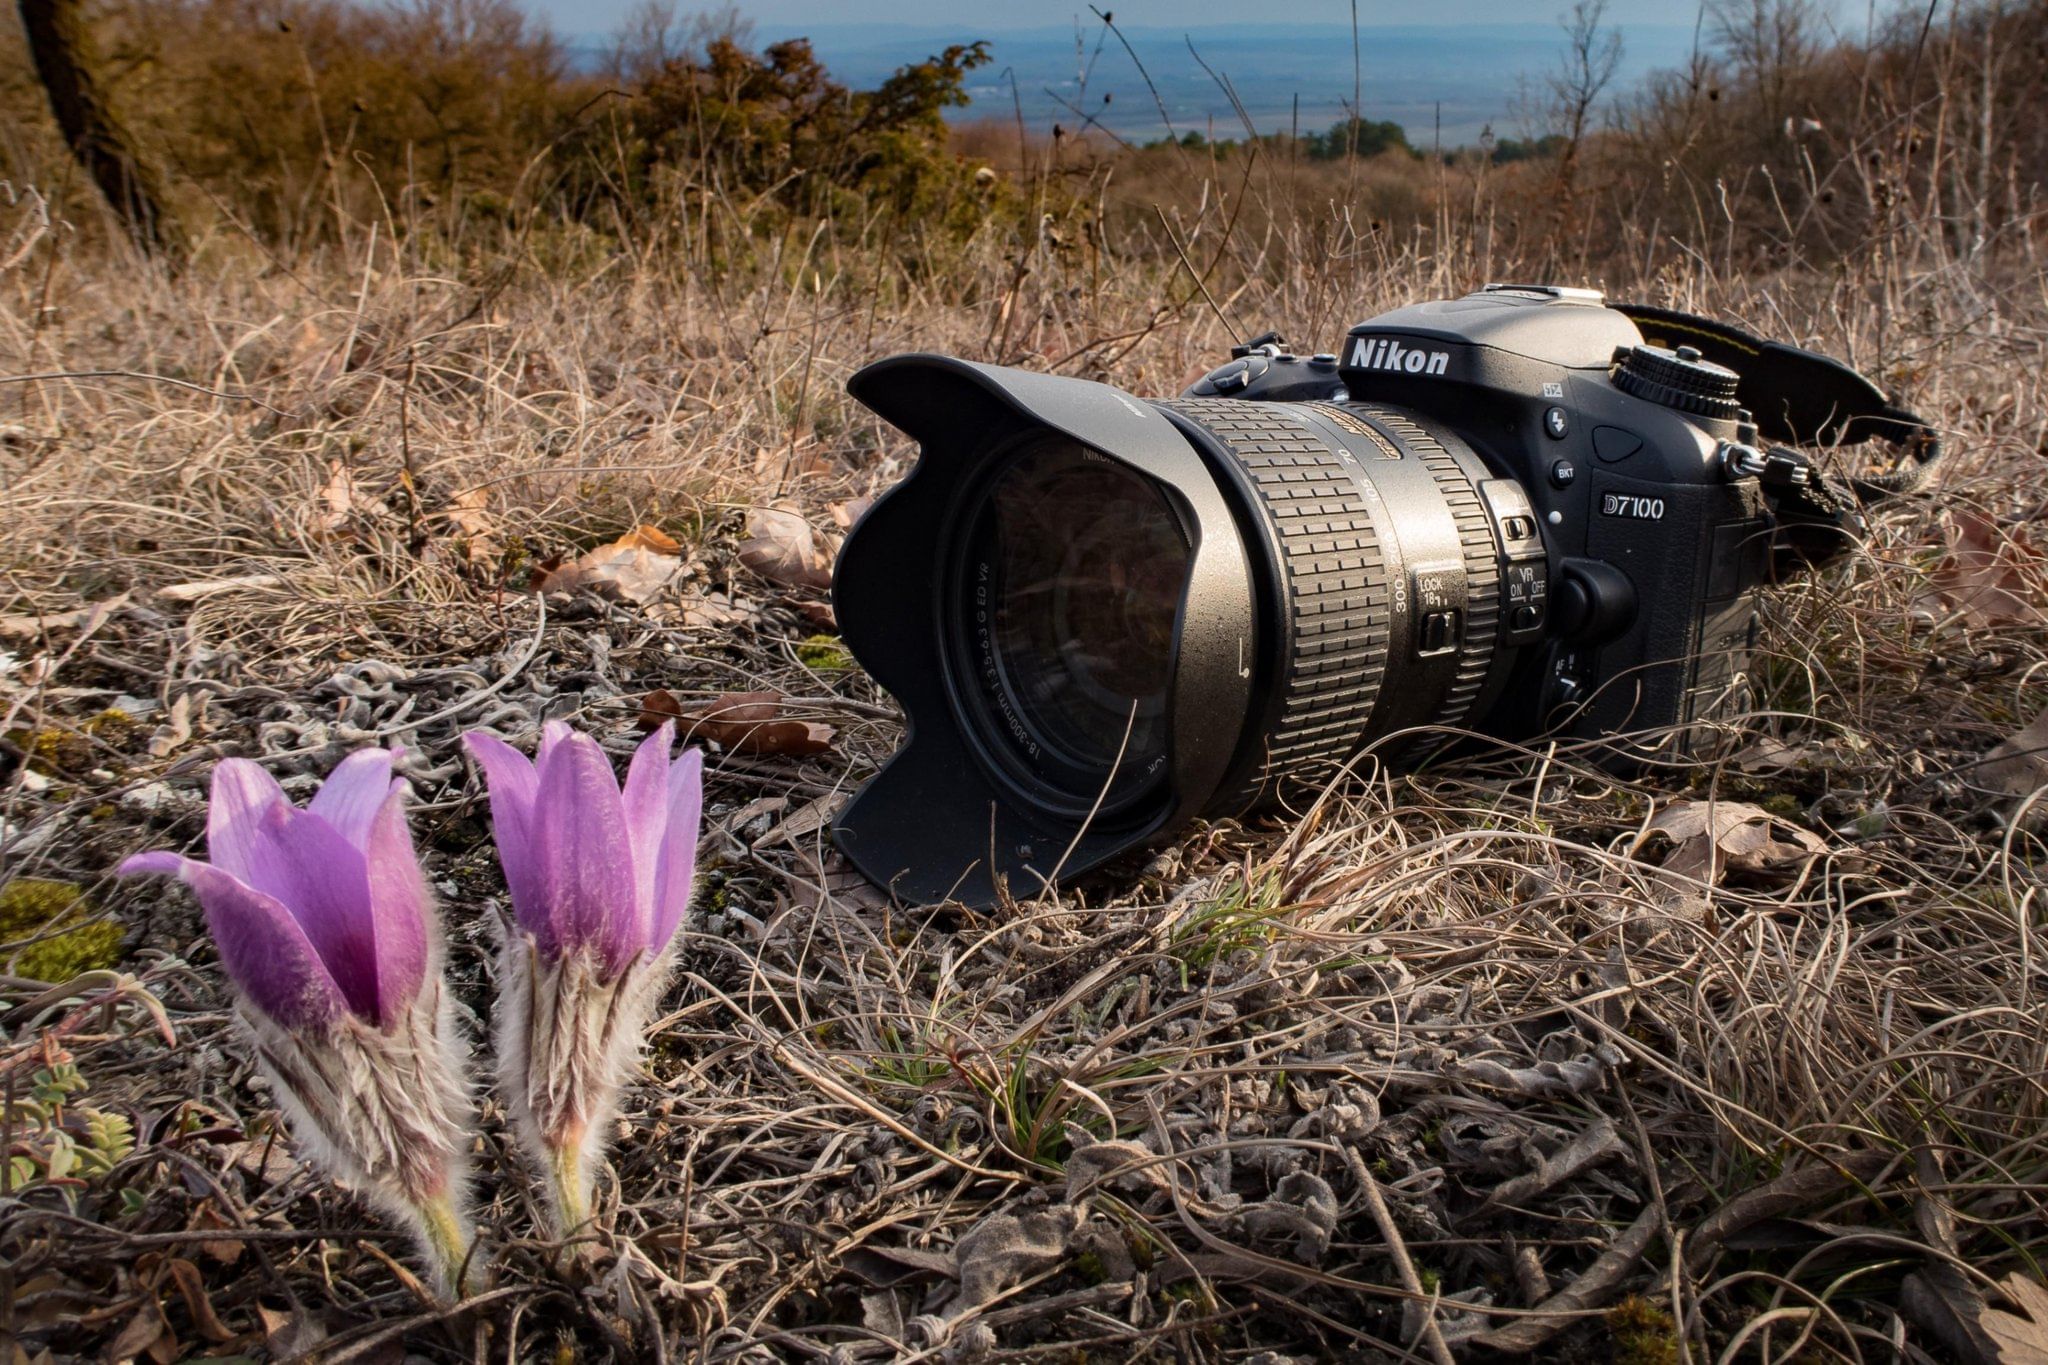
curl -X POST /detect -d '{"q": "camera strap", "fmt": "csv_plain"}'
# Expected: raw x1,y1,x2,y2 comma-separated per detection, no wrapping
1614,303,1943,504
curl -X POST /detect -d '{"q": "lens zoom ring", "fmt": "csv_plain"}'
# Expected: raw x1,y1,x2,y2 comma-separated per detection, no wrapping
1164,399,1389,797
1343,406,1502,737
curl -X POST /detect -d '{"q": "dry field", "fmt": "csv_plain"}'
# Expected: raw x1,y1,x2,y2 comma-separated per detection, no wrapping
1,179,2046,1363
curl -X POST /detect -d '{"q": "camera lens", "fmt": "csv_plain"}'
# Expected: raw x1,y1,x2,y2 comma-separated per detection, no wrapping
952,438,1193,809
832,354,1532,905
1155,399,1510,806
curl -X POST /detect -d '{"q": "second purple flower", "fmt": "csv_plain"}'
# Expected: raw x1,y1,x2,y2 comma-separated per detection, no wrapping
462,720,702,1234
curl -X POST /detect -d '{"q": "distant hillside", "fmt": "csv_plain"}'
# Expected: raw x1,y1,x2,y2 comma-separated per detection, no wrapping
568,20,1706,148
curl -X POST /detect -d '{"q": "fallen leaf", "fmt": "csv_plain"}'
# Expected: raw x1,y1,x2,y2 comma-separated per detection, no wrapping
0,592,129,639
1919,509,2047,628
256,1302,329,1358
738,505,835,591
1981,1273,2048,1363
315,459,357,533
536,524,683,604
795,599,838,632
1900,1263,2003,1365
1644,800,1828,886
721,795,789,838
636,688,686,731
679,592,757,628
105,1299,170,1363
829,494,875,530
440,486,501,565
787,847,893,913
616,523,682,555
680,690,835,756
159,1256,236,1343
759,791,847,847
147,692,197,759
185,1199,245,1265
1730,736,1821,774
158,573,286,602
1974,705,2048,802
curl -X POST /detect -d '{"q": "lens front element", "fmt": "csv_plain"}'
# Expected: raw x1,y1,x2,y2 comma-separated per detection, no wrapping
967,439,1193,806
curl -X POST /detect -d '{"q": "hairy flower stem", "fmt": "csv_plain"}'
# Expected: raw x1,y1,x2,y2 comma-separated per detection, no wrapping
549,1136,590,1236
415,1191,475,1297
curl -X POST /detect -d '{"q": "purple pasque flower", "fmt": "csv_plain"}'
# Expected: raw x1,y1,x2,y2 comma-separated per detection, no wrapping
120,749,476,1297
120,749,430,1031
462,719,701,979
462,719,702,1235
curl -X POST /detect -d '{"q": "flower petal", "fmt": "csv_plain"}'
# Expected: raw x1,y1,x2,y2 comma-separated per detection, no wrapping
119,854,345,1030
649,747,704,955
463,731,543,930
537,719,572,772
307,747,401,851
236,799,384,1022
533,727,638,973
620,722,674,942
206,758,290,884
360,783,432,1022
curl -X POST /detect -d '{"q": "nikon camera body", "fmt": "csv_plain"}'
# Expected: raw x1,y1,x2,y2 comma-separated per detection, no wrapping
1178,282,1777,778
829,283,1920,904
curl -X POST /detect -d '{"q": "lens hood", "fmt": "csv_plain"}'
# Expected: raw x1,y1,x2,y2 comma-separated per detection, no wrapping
833,356,1255,905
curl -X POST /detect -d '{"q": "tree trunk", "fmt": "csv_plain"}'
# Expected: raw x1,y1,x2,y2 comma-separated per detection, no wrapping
17,0,187,259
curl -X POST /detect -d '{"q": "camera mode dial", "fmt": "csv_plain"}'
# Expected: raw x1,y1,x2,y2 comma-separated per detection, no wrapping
1613,343,1741,420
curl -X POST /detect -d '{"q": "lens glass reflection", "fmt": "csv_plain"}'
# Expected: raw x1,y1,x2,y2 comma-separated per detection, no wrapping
976,440,1191,795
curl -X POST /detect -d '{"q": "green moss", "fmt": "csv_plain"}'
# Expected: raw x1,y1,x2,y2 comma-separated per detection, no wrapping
1759,792,1803,819
0,880,124,982
4,726,87,775
796,634,854,671
3,710,135,776
1606,1295,1681,1365
81,709,138,746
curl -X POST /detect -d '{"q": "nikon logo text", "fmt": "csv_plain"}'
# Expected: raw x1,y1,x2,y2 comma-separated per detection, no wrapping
1348,337,1451,376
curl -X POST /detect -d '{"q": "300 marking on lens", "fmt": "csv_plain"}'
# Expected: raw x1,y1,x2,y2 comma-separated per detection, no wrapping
1601,493,1666,520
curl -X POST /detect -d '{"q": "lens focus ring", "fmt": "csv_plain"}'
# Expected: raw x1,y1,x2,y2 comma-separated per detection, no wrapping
1338,404,1503,748
1163,399,1392,803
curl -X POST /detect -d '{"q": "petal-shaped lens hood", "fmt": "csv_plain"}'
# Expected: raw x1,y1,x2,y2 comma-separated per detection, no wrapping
833,355,1254,906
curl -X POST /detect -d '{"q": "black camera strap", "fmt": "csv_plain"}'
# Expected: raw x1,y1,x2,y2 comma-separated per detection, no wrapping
1614,303,1943,503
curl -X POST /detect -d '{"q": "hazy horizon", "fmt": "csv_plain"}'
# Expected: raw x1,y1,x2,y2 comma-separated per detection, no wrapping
528,2,1876,148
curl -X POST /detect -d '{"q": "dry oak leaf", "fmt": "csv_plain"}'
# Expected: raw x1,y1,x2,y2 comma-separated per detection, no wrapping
1975,705,2048,802
1981,1273,2048,1364
438,486,502,565
829,494,876,530
1919,508,2048,628
642,688,835,756
314,458,358,533
738,504,836,591
1644,799,1828,886
536,524,684,604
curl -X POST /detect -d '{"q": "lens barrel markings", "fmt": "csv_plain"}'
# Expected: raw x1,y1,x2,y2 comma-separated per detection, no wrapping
1340,405,1504,751
1164,399,1392,806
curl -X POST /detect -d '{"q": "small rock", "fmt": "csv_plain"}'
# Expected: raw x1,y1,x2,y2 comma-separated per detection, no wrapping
108,694,159,721
121,781,202,818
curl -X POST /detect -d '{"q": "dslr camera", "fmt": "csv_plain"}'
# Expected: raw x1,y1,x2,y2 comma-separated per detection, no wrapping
829,284,1936,905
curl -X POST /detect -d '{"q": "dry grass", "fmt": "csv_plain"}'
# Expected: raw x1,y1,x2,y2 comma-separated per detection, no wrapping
0,161,2045,1364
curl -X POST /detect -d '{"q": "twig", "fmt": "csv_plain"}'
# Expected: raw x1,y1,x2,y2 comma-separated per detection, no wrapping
1344,1147,1457,1365
1469,1204,1664,1354
0,370,296,417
